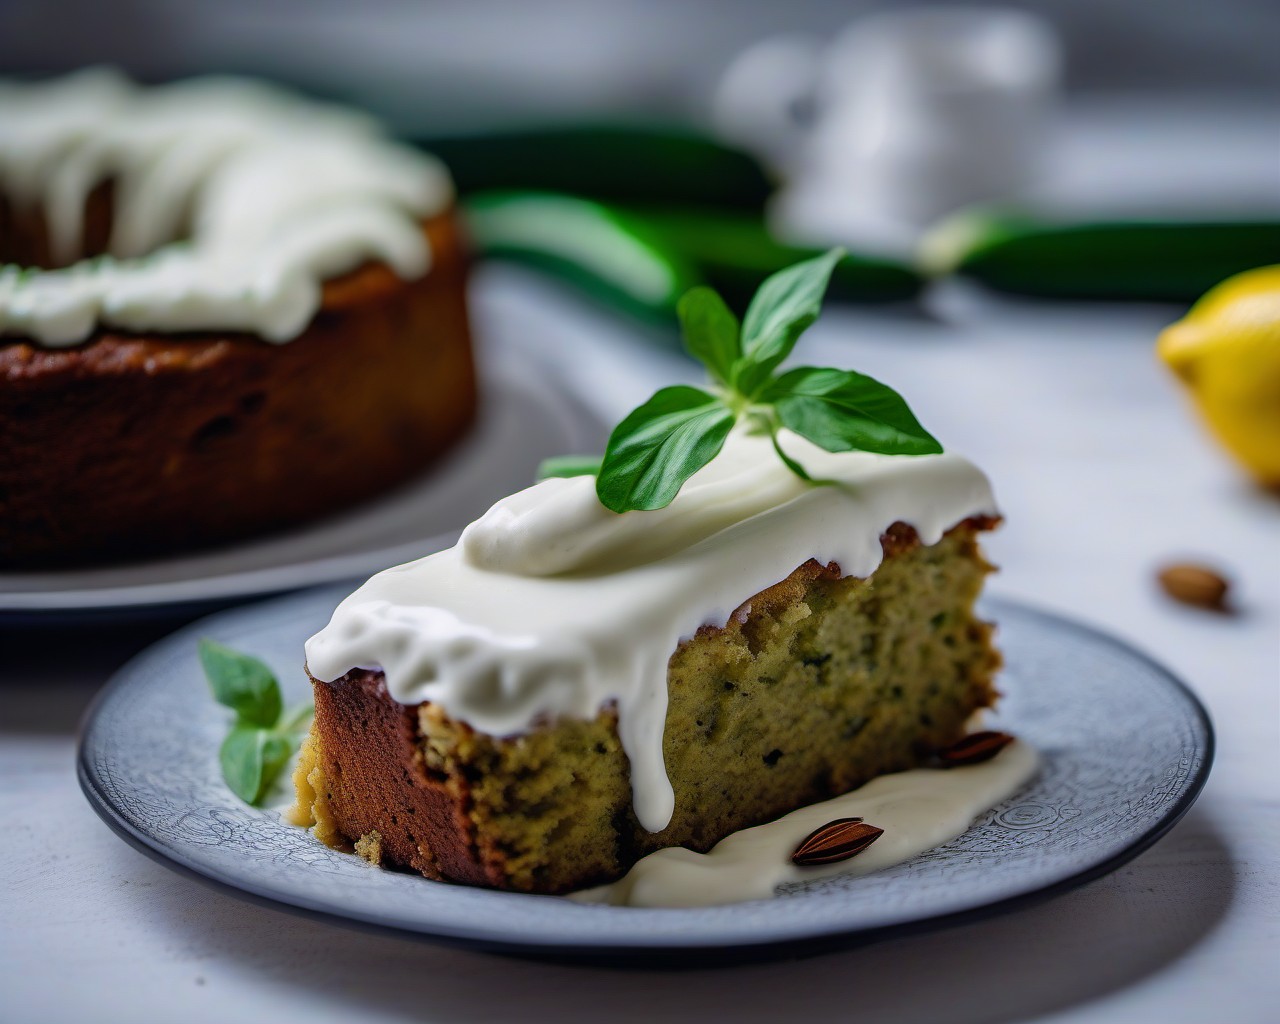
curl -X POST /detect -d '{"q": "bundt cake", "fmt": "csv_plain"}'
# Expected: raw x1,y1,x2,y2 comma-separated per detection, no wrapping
290,427,1003,895
0,69,475,566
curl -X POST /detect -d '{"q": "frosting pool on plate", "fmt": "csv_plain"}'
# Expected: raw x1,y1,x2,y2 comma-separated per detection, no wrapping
572,740,1038,907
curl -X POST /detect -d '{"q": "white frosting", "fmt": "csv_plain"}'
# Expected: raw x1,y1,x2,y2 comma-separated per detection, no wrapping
0,68,452,345
306,427,997,832
573,740,1038,907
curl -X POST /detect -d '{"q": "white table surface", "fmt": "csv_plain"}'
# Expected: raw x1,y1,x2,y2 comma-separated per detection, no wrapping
4,107,1279,1023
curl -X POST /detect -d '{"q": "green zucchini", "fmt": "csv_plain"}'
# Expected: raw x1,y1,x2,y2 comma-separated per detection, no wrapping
626,207,924,306
465,192,699,324
417,124,773,209
465,191,924,326
922,210,1280,301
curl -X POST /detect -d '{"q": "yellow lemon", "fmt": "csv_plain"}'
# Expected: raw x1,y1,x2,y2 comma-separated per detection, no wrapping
1158,265,1280,488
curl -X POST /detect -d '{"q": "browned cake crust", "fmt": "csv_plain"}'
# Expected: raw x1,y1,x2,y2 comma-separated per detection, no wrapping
0,207,476,566
302,515,1001,893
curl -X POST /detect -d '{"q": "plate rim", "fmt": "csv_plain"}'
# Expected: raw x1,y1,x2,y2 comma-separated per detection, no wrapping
76,594,1214,964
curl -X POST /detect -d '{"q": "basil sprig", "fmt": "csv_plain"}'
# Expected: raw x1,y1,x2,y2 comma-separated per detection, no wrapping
199,639,312,805
595,386,737,511
540,248,941,512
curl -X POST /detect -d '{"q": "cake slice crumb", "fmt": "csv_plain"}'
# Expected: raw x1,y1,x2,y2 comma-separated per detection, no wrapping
355,831,384,865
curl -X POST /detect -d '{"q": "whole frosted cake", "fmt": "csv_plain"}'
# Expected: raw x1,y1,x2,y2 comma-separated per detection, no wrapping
0,69,474,565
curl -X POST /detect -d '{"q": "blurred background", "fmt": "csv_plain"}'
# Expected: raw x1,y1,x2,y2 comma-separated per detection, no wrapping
5,0,1278,266
4,0,1279,534
3,6,1278,1021
7,0,1275,246
6,0,1280,120
3,0,1278,562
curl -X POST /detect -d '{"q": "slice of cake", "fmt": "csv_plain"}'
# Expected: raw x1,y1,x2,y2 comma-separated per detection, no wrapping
290,249,1002,895
292,430,1000,893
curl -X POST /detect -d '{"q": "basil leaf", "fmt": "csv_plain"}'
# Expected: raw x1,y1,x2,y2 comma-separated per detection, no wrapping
536,454,603,480
198,638,282,728
735,248,844,397
260,733,293,792
596,386,736,512
766,367,943,456
220,727,294,805
677,285,740,385
219,727,265,804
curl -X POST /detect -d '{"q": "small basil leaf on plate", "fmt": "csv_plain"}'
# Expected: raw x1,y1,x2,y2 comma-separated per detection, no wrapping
260,733,294,791
766,367,943,456
198,638,283,728
677,285,741,386
536,454,603,480
219,726,268,804
734,248,844,397
220,727,295,805
596,385,736,512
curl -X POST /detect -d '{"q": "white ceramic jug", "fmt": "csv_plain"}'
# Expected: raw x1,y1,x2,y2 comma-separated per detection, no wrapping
714,7,1062,250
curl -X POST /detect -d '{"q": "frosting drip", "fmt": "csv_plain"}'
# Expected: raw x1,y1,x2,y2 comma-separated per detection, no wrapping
306,428,998,832
0,68,452,345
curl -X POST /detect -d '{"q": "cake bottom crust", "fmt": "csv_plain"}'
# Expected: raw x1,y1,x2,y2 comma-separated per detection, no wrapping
293,516,1001,894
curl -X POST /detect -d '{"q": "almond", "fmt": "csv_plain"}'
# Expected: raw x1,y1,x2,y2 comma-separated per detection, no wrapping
1158,563,1230,610
936,730,1016,767
791,818,883,866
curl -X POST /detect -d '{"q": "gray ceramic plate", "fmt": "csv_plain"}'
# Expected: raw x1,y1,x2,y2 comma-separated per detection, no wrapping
78,589,1212,965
